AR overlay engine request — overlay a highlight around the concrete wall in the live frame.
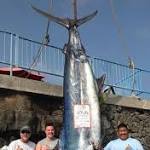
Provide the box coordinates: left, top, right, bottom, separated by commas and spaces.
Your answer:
0, 74, 63, 97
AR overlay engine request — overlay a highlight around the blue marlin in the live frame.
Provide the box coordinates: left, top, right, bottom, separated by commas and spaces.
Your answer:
32, 3, 102, 150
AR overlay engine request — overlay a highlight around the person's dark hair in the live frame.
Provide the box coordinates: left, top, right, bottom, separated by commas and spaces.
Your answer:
45, 122, 55, 129
117, 123, 128, 130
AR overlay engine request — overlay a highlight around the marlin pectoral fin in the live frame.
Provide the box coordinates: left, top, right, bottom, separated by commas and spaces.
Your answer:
31, 4, 69, 28
97, 74, 106, 96
76, 10, 98, 27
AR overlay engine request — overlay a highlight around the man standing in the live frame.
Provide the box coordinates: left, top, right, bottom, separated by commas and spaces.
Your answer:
36, 123, 59, 150
8, 125, 35, 150
104, 123, 144, 150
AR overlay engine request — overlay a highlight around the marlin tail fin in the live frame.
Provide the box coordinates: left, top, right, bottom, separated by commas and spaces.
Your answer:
31, 4, 69, 28
31, 4, 98, 28
76, 10, 98, 27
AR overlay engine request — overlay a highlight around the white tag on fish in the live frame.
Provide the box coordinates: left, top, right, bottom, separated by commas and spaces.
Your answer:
74, 104, 91, 128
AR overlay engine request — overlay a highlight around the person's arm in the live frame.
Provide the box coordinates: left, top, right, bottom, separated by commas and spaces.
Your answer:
103, 141, 112, 150
135, 140, 144, 150
54, 139, 60, 150
8, 141, 22, 150
8, 142, 13, 150
8, 141, 16, 150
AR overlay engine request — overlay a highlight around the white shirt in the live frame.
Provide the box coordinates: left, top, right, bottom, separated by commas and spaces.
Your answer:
8, 139, 35, 150
104, 138, 144, 150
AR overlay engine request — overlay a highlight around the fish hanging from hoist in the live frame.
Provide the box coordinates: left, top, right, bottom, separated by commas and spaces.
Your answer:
31, 0, 105, 149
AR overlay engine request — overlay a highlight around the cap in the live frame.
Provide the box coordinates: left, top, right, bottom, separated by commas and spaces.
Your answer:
20, 125, 31, 133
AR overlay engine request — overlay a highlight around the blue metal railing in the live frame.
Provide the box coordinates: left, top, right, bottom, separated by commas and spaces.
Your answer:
0, 30, 150, 99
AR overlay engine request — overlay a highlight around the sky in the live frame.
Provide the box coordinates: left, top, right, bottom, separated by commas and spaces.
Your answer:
1, 0, 150, 95
0, 0, 150, 71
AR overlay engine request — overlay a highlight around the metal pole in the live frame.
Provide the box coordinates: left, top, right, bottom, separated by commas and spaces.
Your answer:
15, 35, 19, 67
131, 64, 135, 96
128, 57, 135, 96
3, 33, 6, 61
73, 0, 77, 20
10, 34, 13, 76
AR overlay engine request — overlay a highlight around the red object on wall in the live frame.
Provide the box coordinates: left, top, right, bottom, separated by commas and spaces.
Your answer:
0, 67, 44, 81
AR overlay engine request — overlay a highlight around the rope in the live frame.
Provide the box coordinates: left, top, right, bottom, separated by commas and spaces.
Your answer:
109, 0, 136, 95
30, 0, 53, 69
109, 0, 130, 60
19, 0, 53, 79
